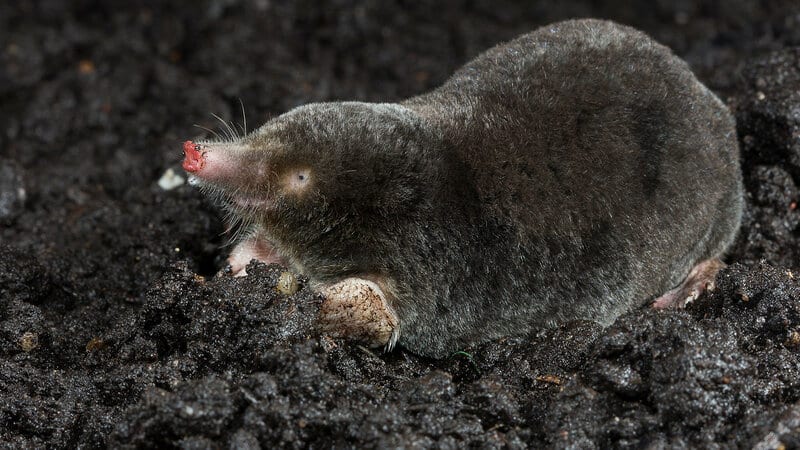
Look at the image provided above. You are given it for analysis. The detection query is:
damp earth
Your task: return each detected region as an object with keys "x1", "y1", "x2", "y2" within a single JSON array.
[{"x1": 2, "y1": 1, "x2": 800, "y2": 448}]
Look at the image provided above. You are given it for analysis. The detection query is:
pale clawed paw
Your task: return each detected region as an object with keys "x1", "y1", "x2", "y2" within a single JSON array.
[
  {"x1": 319, "y1": 278, "x2": 400, "y2": 351},
  {"x1": 653, "y1": 258, "x2": 725, "y2": 309}
]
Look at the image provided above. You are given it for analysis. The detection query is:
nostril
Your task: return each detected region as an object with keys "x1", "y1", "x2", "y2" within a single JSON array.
[{"x1": 182, "y1": 140, "x2": 205, "y2": 173}]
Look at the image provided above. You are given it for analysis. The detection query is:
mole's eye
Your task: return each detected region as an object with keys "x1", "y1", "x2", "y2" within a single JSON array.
[
  {"x1": 285, "y1": 168, "x2": 312, "y2": 193},
  {"x1": 295, "y1": 170, "x2": 310, "y2": 183}
]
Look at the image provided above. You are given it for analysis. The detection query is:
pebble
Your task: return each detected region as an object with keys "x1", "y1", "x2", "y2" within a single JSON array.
[{"x1": 158, "y1": 168, "x2": 185, "y2": 190}]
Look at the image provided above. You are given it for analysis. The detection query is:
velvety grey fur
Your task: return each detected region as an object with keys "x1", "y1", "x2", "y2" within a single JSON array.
[{"x1": 202, "y1": 19, "x2": 742, "y2": 358}]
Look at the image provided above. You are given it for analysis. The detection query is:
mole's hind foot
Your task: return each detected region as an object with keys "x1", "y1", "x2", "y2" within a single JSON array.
[
  {"x1": 652, "y1": 258, "x2": 726, "y2": 309},
  {"x1": 319, "y1": 278, "x2": 400, "y2": 351}
]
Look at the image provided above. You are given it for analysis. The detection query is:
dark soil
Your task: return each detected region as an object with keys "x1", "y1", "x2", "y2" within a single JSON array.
[{"x1": 2, "y1": 0, "x2": 800, "y2": 448}]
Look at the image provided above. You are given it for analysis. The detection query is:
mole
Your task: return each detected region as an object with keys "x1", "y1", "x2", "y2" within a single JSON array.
[{"x1": 182, "y1": 19, "x2": 742, "y2": 358}]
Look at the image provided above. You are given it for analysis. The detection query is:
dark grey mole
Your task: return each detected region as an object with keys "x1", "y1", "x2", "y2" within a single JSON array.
[{"x1": 185, "y1": 19, "x2": 742, "y2": 358}]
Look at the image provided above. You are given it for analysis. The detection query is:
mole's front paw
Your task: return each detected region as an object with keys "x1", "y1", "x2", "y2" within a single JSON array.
[{"x1": 319, "y1": 278, "x2": 400, "y2": 351}]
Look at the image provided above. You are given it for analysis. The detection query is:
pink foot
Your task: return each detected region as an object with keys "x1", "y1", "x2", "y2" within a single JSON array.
[
  {"x1": 226, "y1": 231, "x2": 287, "y2": 276},
  {"x1": 319, "y1": 278, "x2": 400, "y2": 351},
  {"x1": 653, "y1": 258, "x2": 725, "y2": 309}
]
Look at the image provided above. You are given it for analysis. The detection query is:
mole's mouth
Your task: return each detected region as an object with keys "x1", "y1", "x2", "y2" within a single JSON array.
[
  {"x1": 232, "y1": 193, "x2": 270, "y2": 209},
  {"x1": 221, "y1": 190, "x2": 275, "y2": 216}
]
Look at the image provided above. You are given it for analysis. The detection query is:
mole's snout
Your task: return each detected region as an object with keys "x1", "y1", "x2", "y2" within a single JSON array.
[
  {"x1": 180, "y1": 140, "x2": 244, "y2": 186},
  {"x1": 182, "y1": 140, "x2": 205, "y2": 173}
]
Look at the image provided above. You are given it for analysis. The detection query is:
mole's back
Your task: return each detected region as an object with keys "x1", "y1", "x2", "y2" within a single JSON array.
[{"x1": 399, "y1": 19, "x2": 742, "y2": 356}]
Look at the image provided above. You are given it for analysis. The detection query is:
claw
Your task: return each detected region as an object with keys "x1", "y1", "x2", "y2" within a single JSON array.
[
  {"x1": 384, "y1": 327, "x2": 401, "y2": 352},
  {"x1": 653, "y1": 258, "x2": 725, "y2": 309}
]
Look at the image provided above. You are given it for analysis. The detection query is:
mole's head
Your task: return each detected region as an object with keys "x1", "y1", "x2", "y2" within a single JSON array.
[{"x1": 183, "y1": 102, "x2": 442, "y2": 242}]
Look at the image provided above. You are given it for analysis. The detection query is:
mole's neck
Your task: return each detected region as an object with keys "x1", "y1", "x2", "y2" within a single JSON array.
[{"x1": 400, "y1": 91, "x2": 477, "y2": 144}]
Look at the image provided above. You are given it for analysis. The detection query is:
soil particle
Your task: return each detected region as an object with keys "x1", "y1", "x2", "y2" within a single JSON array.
[
  {"x1": 3, "y1": 0, "x2": 800, "y2": 448},
  {"x1": 731, "y1": 47, "x2": 800, "y2": 268}
]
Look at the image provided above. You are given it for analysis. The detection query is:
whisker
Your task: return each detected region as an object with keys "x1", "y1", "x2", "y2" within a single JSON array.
[
  {"x1": 225, "y1": 201, "x2": 256, "y2": 247},
  {"x1": 212, "y1": 112, "x2": 238, "y2": 142},
  {"x1": 210, "y1": 114, "x2": 230, "y2": 141},
  {"x1": 193, "y1": 124, "x2": 223, "y2": 142},
  {"x1": 238, "y1": 98, "x2": 248, "y2": 137}
]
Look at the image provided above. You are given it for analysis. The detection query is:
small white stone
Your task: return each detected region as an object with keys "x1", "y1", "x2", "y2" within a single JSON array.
[{"x1": 158, "y1": 168, "x2": 185, "y2": 190}]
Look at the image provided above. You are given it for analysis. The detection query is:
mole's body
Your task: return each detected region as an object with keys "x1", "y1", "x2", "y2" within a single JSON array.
[{"x1": 183, "y1": 19, "x2": 742, "y2": 358}]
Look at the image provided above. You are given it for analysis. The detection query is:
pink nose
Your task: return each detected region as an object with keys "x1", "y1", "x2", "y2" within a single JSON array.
[{"x1": 182, "y1": 141, "x2": 205, "y2": 173}]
